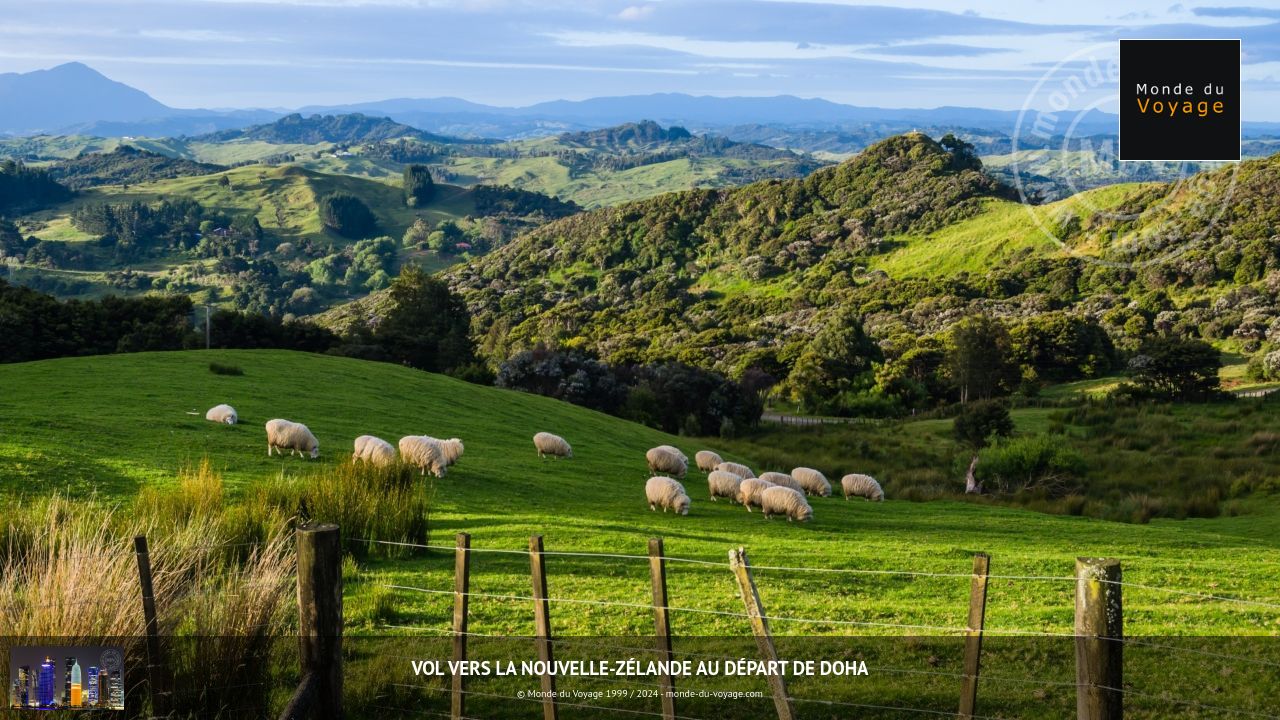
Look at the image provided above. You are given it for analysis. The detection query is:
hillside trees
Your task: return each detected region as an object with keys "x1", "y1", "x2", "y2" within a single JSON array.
[
  {"x1": 953, "y1": 399, "x2": 1014, "y2": 493},
  {"x1": 1126, "y1": 336, "x2": 1222, "y2": 401},
  {"x1": 402, "y1": 164, "x2": 434, "y2": 207},
  {"x1": 944, "y1": 315, "x2": 1020, "y2": 403},
  {"x1": 318, "y1": 191, "x2": 377, "y2": 239},
  {"x1": 787, "y1": 307, "x2": 881, "y2": 412},
  {"x1": 372, "y1": 265, "x2": 476, "y2": 373},
  {"x1": 0, "y1": 159, "x2": 72, "y2": 215}
]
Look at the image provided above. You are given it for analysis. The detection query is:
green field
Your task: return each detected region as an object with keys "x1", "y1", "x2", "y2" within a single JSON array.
[{"x1": 1, "y1": 349, "x2": 1277, "y2": 642}]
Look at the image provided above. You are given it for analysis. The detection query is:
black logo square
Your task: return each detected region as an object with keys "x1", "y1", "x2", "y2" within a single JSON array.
[{"x1": 1120, "y1": 39, "x2": 1240, "y2": 161}]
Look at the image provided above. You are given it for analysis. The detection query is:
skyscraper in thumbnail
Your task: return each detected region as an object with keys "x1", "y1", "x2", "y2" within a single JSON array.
[
  {"x1": 64, "y1": 656, "x2": 74, "y2": 706},
  {"x1": 70, "y1": 658, "x2": 83, "y2": 707},
  {"x1": 98, "y1": 669, "x2": 109, "y2": 708},
  {"x1": 86, "y1": 665, "x2": 99, "y2": 706},
  {"x1": 17, "y1": 665, "x2": 32, "y2": 708},
  {"x1": 108, "y1": 670, "x2": 124, "y2": 709},
  {"x1": 37, "y1": 656, "x2": 56, "y2": 708}
]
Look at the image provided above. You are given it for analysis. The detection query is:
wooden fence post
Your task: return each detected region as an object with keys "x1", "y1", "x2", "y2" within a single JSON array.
[
  {"x1": 728, "y1": 547, "x2": 795, "y2": 720},
  {"x1": 295, "y1": 523, "x2": 343, "y2": 720},
  {"x1": 133, "y1": 535, "x2": 168, "y2": 718},
  {"x1": 452, "y1": 533, "x2": 471, "y2": 720},
  {"x1": 648, "y1": 538, "x2": 677, "y2": 720},
  {"x1": 958, "y1": 552, "x2": 990, "y2": 719},
  {"x1": 529, "y1": 535, "x2": 558, "y2": 720},
  {"x1": 1075, "y1": 558, "x2": 1122, "y2": 720}
]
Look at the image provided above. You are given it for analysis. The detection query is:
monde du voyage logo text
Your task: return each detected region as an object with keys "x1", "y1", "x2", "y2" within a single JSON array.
[{"x1": 1120, "y1": 39, "x2": 1241, "y2": 161}]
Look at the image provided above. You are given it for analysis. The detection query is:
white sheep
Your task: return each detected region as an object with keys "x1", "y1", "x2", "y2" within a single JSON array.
[
  {"x1": 646, "y1": 446, "x2": 688, "y2": 478},
  {"x1": 716, "y1": 461, "x2": 755, "y2": 479},
  {"x1": 439, "y1": 438, "x2": 465, "y2": 466},
  {"x1": 695, "y1": 450, "x2": 723, "y2": 473},
  {"x1": 737, "y1": 477, "x2": 776, "y2": 512},
  {"x1": 265, "y1": 419, "x2": 319, "y2": 459},
  {"x1": 791, "y1": 467, "x2": 832, "y2": 497},
  {"x1": 841, "y1": 473, "x2": 884, "y2": 502},
  {"x1": 759, "y1": 471, "x2": 804, "y2": 493},
  {"x1": 760, "y1": 486, "x2": 813, "y2": 522},
  {"x1": 656, "y1": 445, "x2": 689, "y2": 463},
  {"x1": 205, "y1": 404, "x2": 238, "y2": 425},
  {"x1": 645, "y1": 476, "x2": 691, "y2": 515},
  {"x1": 707, "y1": 470, "x2": 742, "y2": 503},
  {"x1": 399, "y1": 435, "x2": 449, "y2": 477},
  {"x1": 533, "y1": 432, "x2": 573, "y2": 459},
  {"x1": 353, "y1": 435, "x2": 396, "y2": 467}
]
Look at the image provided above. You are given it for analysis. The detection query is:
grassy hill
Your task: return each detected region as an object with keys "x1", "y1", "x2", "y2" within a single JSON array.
[{"x1": 1, "y1": 349, "x2": 1277, "y2": 642}]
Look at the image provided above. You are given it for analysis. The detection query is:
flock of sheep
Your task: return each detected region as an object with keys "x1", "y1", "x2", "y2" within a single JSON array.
[
  {"x1": 204, "y1": 407, "x2": 882, "y2": 524},
  {"x1": 641, "y1": 446, "x2": 883, "y2": 523}
]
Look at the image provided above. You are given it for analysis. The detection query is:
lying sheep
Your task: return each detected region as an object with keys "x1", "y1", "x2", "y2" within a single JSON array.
[
  {"x1": 399, "y1": 435, "x2": 449, "y2": 477},
  {"x1": 760, "y1": 486, "x2": 813, "y2": 522},
  {"x1": 759, "y1": 471, "x2": 804, "y2": 493},
  {"x1": 841, "y1": 473, "x2": 884, "y2": 502},
  {"x1": 533, "y1": 432, "x2": 573, "y2": 459},
  {"x1": 695, "y1": 450, "x2": 723, "y2": 473},
  {"x1": 439, "y1": 438, "x2": 465, "y2": 466},
  {"x1": 206, "y1": 404, "x2": 238, "y2": 425},
  {"x1": 707, "y1": 470, "x2": 743, "y2": 503},
  {"x1": 265, "y1": 419, "x2": 319, "y2": 459},
  {"x1": 645, "y1": 476, "x2": 691, "y2": 515},
  {"x1": 353, "y1": 435, "x2": 396, "y2": 467},
  {"x1": 737, "y1": 477, "x2": 776, "y2": 512},
  {"x1": 647, "y1": 446, "x2": 688, "y2": 478},
  {"x1": 716, "y1": 461, "x2": 755, "y2": 479},
  {"x1": 791, "y1": 467, "x2": 832, "y2": 497}
]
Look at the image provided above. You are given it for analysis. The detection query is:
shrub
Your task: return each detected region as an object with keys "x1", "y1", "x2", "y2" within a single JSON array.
[
  {"x1": 318, "y1": 191, "x2": 378, "y2": 239},
  {"x1": 971, "y1": 435, "x2": 1087, "y2": 496},
  {"x1": 208, "y1": 361, "x2": 244, "y2": 376}
]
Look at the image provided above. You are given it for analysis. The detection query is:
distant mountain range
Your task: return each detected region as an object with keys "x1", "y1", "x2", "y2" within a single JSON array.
[{"x1": 5, "y1": 62, "x2": 1280, "y2": 144}]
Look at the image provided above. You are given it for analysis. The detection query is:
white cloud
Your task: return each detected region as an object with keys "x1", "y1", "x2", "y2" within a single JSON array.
[{"x1": 618, "y1": 5, "x2": 653, "y2": 21}]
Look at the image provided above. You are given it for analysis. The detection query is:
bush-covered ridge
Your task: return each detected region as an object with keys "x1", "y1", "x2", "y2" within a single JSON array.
[
  {"x1": 196, "y1": 113, "x2": 472, "y2": 145},
  {"x1": 49, "y1": 145, "x2": 226, "y2": 189}
]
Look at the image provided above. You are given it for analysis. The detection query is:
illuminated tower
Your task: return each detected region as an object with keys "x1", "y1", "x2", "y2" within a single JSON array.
[
  {"x1": 37, "y1": 657, "x2": 55, "y2": 708},
  {"x1": 108, "y1": 671, "x2": 123, "y2": 709},
  {"x1": 70, "y1": 658, "x2": 83, "y2": 707},
  {"x1": 63, "y1": 656, "x2": 73, "y2": 706},
  {"x1": 86, "y1": 665, "x2": 99, "y2": 706},
  {"x1": 98, "y1": 669, "x2": 109, "y2": 708},
  {"x1": 19, "y1": 666, "x2": 32, "y2": 708}
]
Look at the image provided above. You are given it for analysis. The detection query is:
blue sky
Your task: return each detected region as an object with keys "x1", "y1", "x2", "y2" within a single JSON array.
[{"x1": 1, "y1": 0, "x2": 1279, "y2": 117}]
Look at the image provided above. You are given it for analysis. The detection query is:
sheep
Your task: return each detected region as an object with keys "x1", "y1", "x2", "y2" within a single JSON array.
[
  {"x1": 646, "y1": 446, "x2": 688, "y2": 478},
  {"x1": 841, "y1": 473, "x2": 884, "y2": 502},
  {"x1": 760, "y1": 486, "x2": 813, "y2": 522},
  {"x1": 533, "y1": 432, "x2": 573, "y2": 459},
  {"x1": 737, "y1": 477, "x2": 776, "y2": 512},
  {"x1": 707, "y1": 470, "x2": 743, "y2": 503},
  {"x1": 439, "y1": 438, "x2": 465, "y2": 466},
  {"x1": 399, "y1": 435, "x2": 449, "y2": 477},
  {"x1": 695, "y1": 450, "x2": 723, "y2": 473},
  {"x1": 656, "y1": 445, "x2": 688, "y2": 463},
  {"x1": 645, "y1": 476, "x2": 691, "y2": 515},
  {"x1": 759, "y1": 471, "x2": 804, "y2": 493},
  {"x1": 791, "y1": 467, "x2": 832, "y2": 497},
  {"x1": 353, "y1": 435, "x2": 396, "y2": 467},
  {"x1": 265, "y1": 419, "x2": 319, "y2": 459},
  {"x1": 205, "y1": 404, "x2": 238, "y2": 425},
  {"x1": 716, "y1": 461, "x2": 756, "y2": 479}
]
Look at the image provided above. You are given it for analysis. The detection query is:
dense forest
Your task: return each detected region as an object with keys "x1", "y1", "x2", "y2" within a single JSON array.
[
  {"x1": 0, "y1": 160, "x2": 72, "y2": 214},
  {"x1": 49, "y1": 146, "x2": 225, "y2": 189},
  {"x1": 197, "y1": 113, "x2": 475, "y2": 145}
]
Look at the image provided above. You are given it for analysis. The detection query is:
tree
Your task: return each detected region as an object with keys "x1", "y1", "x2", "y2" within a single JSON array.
[
  {"x1": 403, "y1": 164, "x2": 434, "y2": 207},
  {"x1": 318, "y1": 192, "x2": 377, "y2": 239},
  {"x1": 1127, "y1": 336, "x2": 1221, "y2": 401},
  {"x1": 953, "y1": 399, "x2": 1014, "y2": 493},
  {"x1": 944, "y1": 314, "x2": 1020, "y2": 403},
  {"x1": 787, "y1": 307, "x2": 881, "y2": 412},
  {"x1": 373, "y1": 265, "x2": 476, "y2": 372}
]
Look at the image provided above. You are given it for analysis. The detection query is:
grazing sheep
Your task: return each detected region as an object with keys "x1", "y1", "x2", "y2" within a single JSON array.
[
  {"x1": 646, "y1": 446, "x2": 688, "y2": 478},
  {"x1": 707, "y1": 470, "x2": 743, "y2": 503},
  {"x1": 760, "y1": 486, "x2": 814, "y2": 522},
  {"x1": 645, "y1": 476, "x2": 691, "y2": 515},
  {"x1": 439, "y1": 438, "x2": 465, "y2": 466},
  {"x1": 265, "y1": 419, "x2": 319, "y2": 459},
  {"x1": 353, "y1": 435, "x2": 396, "y2": 467},
  {"x1": 791, "y1": 467, "x2": 832, "y2": 497},
  {"x1": 737, "y1": 477, "x2": 776, "y2": 512},
  {"x1": 399, "y1": 435, "x2": 449, "y2": 477},
  {"x1": 716, "y1": 461, "x2": 756, "y2": 479},
  {"x1": 695, "y1": 450, "x2": 724, "y2": 473},
  {"x1": 759, "y1": 471, "x2": 804, "y2": 493},
  {"x1": 656, "y1": 445, "x2": 689, "y2": 463},
  {"x1": 841, "y1": 474, "x2": 884, "y2": 502},
  {"x1": 205, "y1": 404, "x2": 238, "y2": 425},
  {"x1": 533, "y1": 432, "x2": 573, "y2": 459}
]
